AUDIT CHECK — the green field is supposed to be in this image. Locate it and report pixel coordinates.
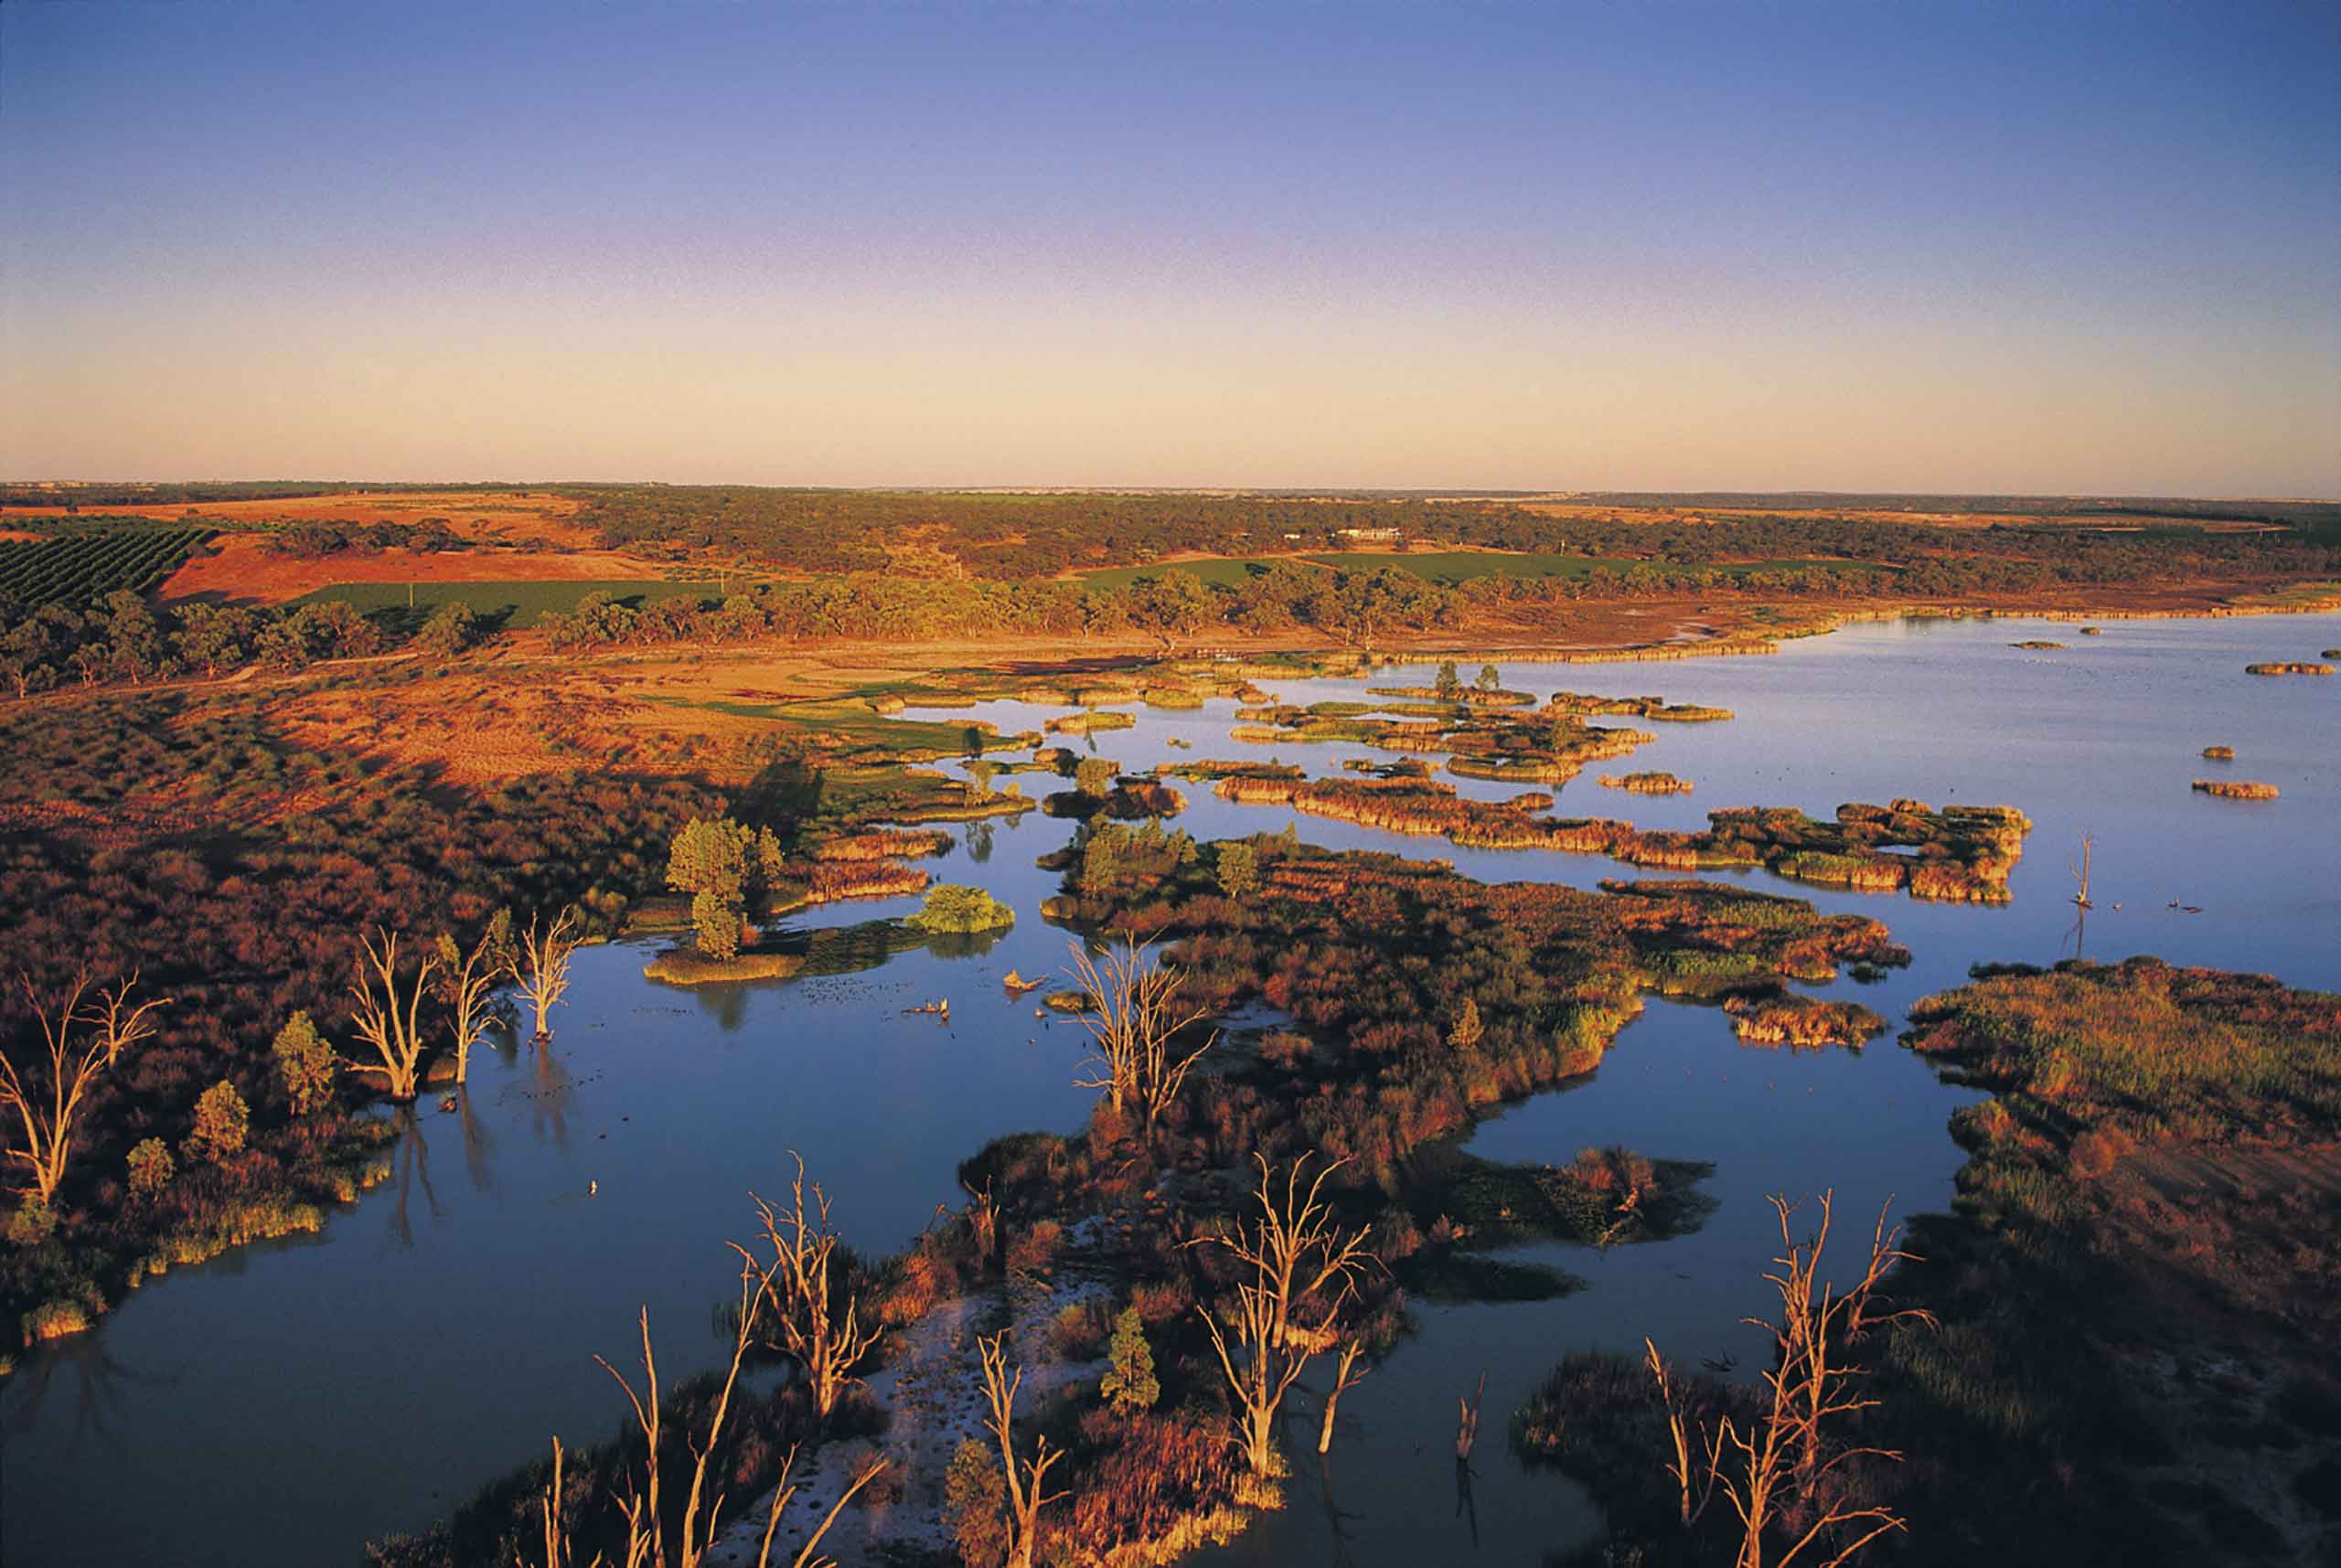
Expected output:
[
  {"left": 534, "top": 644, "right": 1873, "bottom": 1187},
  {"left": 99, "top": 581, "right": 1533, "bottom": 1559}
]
[{"left": 287, "top": 578, "right": 725, "bottom": 629}]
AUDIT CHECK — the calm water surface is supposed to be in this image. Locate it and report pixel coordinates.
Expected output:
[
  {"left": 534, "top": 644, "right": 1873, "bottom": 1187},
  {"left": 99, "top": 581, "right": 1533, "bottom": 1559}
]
[{"left": 6, "top": 613, "right": 2336, "bottom": 1568}]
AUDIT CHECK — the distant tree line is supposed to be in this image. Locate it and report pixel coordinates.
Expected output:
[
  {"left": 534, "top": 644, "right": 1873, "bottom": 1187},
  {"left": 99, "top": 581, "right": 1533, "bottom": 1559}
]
[{"left": 563, "top": 485, "right": 2341, "bottom": 582}]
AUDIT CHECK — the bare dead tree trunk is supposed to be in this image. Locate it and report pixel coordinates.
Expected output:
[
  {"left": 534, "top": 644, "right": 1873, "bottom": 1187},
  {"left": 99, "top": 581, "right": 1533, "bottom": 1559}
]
[
  {"left": 1652, "top": 1189, "right": 1933, "bottom": 1568},
  {"left": 1194, "top": 1155, "right": 1378, "bottom": 1476},
  {"left": 0, "top": 972, "right": 153, "bottom": 1203},
  {"left": 978, "top": 1330, "right": 1067, "bottom": 1568},
  {"left": 1455, "top": 1371, "right": 1486, "bottom": 1459},
  {"left": 527, "top": 1260, "right": 887, "bottom": 1568},
  {"left": 347, "top": 930, "right": 440, "bottom": 1101},
  {"left": 738, "top": 1152, "right": 882, "bottom": 1422},
  {"left": 1317, "top": 1337, "right": 1370, "bottom": 1455},
  {"left": 1066, "top": 937, "right": 1215, "bottom": 1132},
  {"left": 513, "top": 908, "right": 582, "bottom": 1042},
  {"left": 438, "top": 927, "right": 500, "bottom": 1087}
]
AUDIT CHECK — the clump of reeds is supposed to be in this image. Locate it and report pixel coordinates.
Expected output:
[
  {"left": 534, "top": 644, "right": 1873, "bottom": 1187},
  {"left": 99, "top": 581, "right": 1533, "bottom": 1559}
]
[
  {"left": 2201, "top": 745, "right": 2235, "bottom": 761},
  {"left": 643, "top": 949, "right": 807, "bottom": 985},
  {"left": 2010, "top": 640, "right": 2067, "bottom": 650},
  {"left": 1724, "top": 991, "right": 1889, "bottom": 1049},
  {"left": 1598, "top": 772, "right": 1693, "bottom": 795},
  {"left": 1048, "top": 709, "right": 1138, "bottom": 734},
  {"left": 809, "top": 828, "right": 953, "bottom": 861},
  {"left": 2193, "top": 779, "right": 2279, "bottom": 799},
  {"left": 2244, "top": 662, "right": 2335, "bottom": 676}
]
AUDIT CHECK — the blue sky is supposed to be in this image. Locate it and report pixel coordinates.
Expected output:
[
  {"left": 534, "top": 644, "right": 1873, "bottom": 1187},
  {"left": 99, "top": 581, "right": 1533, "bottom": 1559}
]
[{"left": 5, "top": 1, "right": 2336, "bottom": 491}]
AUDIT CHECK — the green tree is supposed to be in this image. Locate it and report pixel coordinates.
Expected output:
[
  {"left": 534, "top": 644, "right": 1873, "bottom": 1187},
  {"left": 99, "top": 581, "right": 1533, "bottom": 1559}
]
[
  {"left": 272, "top": 1011, "right": 337, "bottom": 1115},
  {"left": 667, "top": 816, "right": 754, "bottom": 957},
  {"left": 1074, "top": 756, "right": 1118, "bottom": 798},
  {"left": 941, "top": 1438, "right": 1010, "bottom": 1567},
  {"left": 413, "top": 600, "right": 479, "bottom": 656},
  {"left": 1477, "top": 662, "right": 1502, "bottom": 693},
  {"left": 185, "top": 1079, "right": 250, "bottom": 1165},
  {"left": 1215, "top": 840, "right": 1260, "bottom": 900},
  {"left": 127, "top": 1137, "right": 175, "bottom": 1200},
  {"left": 1099, "top": 1306, "right": 1160, "bottom": 1413},
  {"left": 1434, "top": 660, "right": 1462, "bottom": 700}
]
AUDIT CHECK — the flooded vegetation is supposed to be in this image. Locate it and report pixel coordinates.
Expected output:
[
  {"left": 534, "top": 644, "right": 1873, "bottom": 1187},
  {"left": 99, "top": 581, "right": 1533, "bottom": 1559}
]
[
  {"left": 2192, "top": 779, "right": 2280, "bottom": 799},
  {"left": 4, "top": 610, "right": 2338, "bottom": 1568}
]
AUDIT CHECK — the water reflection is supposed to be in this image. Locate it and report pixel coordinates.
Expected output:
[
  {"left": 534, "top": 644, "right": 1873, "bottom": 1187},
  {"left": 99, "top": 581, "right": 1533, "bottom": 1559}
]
[
  {"left": 384, "top": 1107, "right": 444, "bottom": 1250},
  {"left": 0, "top": 1328, "right": 180, "bottom": 1457}
]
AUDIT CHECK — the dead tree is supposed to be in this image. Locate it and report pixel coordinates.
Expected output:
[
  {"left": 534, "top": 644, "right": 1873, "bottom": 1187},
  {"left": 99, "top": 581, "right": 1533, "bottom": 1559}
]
[
  {"left": 1066, "top": 937, "right": 1215, "bottom": 1133},
  {"left": 1650, "top": 1189, "right": 1929, "bottom": 1568},
  {"left": 738, "top": 1153, "right": 882, "bottom": 1422},
  {"left": 1455, "top": 1371, "right": 1486, "bottom": 1458},
  {"left": 529, "top": 1263, "right": 886, "bottom": 1568},
  {"left": 437, "top": 925, "right": 503, "bottom": 1087},
  {"left": 1, "top": 973, "right": 151, "bottom": 1203},
  {"left": 89, "top": 972, "right": 167, "bottom": 1066},
  {"left": 2069, "top": 830, "right": 2094, "bottom": 909},
  {"left": 1316, "top": 1337, "right": 1371, "bottom": 1456},
  {"left": 1195, "top": 1155, "right": 1377, "bottom": 1475},
  {"left": 347, "top": 930, "right": 440, "bottom": 1102},
  {"left": 1645, "top": 1337, "right": 1716, "bottom": 1529},
  {"left": 978, "top": 1329, "right": 1068, "bottom": 1568},
  {"left": 512, "top": 908, "right": 582, "bottom": 1042}
]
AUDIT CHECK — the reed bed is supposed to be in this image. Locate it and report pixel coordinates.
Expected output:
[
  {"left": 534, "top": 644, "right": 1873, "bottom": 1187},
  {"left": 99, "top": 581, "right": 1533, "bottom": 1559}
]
[
  {"left": 2201, "top": 745, "right": 2235, "bottom": 760},
  {"left": 1047, "top": 709, "right": 1138, "bottom": 734},
  {"left": 807, "top": 827, "right": 953, "bottom": 861},
  {"left": 2244, "top": 661, "right": 2334, "bottom": 676},
  {"left": 2192, "top": 779, "right": 2279, "bottom": 799},
  {"left": 1598, "top": 772, "right": 1693, "bottom": 795},
  {"left": 1722, "top": 991, "right": 1889, "bottom": 1048}
]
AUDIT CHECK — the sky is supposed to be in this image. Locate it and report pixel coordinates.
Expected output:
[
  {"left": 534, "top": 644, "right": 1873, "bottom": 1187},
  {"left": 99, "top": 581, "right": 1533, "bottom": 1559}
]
[{"left": 3, "top": 1, "right": 2336, "bottom": 495}]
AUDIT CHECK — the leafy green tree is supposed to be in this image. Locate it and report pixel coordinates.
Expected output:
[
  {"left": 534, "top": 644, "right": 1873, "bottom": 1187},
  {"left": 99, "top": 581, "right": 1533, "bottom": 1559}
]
[
  {"left": 272, "top": 1011, "right": 338, "bottom": 1115},
  {"left": 1477, "top": 662, "right": 1502, "bottom": 693},
  {"left": 185, "top": 1079, "right": 250, "bottom": 1165},
  {"left": 413, "top": 600, "right": 480, "bottom": 656},
  {"left": 667, "top": 817, "right": 754, "bottom": 957},
  {"left": 127, "top": 1137, "right": 175, "bottom": 1200},
  {"left": 1434, "top": 660, "right": 1462, "bottom": 700},
  {"left": 941, "top": 1438, "right": 1010, "bottom": 1567},
  {"left": 1215, "top": 841, "right": 1260, "bottom": 900},
  {"left": 1099, "top": 1306, "right": 1160, "bottom": 1413},
  {"left": 1074, "top": 756, "right": 1118, "bottom": 798}
]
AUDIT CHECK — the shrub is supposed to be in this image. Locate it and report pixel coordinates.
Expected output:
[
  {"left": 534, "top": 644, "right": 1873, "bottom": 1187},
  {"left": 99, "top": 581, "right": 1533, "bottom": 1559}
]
[
  {"left": 905, "top": 883, "right": 1017, "bottom": 934},
  {"left": 272, "top": 1011, "right": 337, "bottom": 1116},
  {"left": 942, "top": 1437, "right": 1010, "bottom": 1567},
  {"left": 127, "top": 1138, "right": 175, "bottom": 1200},
  {"left": 6, "top": 1198, "right": 56, "bottom": 1247},
  {"left": 185, "top": 1079, "right": 250, "bottom": 1165}
]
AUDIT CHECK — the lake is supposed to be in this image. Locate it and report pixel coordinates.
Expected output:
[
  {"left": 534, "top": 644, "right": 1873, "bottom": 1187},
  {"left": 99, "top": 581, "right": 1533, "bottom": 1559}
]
[{"left": 6, "top": 611, "right": 2336, "bottom": 1568}]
